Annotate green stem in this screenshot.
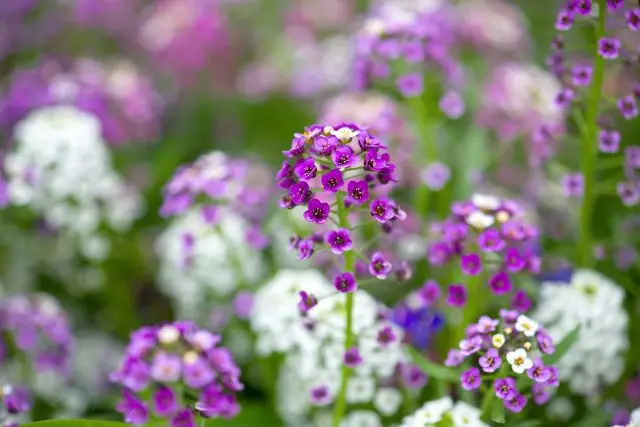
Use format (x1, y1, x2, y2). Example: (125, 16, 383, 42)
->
(332, 193, 356, 427)
(579, 0, 607, 268)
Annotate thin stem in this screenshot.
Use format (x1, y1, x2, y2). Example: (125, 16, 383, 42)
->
(579, 0, 607, 268)
(332, 193, 356, 427)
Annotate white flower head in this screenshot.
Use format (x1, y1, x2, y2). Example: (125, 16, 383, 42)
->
(492, 333, 506, 349)
(157, 325, 180, 344)
(331, 126, 360, 143)
(472, 193, 501, 211)
(506, 348, 533, 374)
(515, 315, 539, 337)
(373, 388, 402, 416)
(466, 210, 495, 229)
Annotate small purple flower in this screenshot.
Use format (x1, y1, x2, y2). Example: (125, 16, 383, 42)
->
(289, 181, 312, 205)
(117, 389, 149, 425)
(626, 8, 640, 31)
(370, 197, 395, 223)
(511, 291, 532, 312)
(170, 408, 195, 427)
(618, 96, 638, 120)
(418, 280, 441, 305)
(201, 205, 219, 225)
(562, 173, 584, 197)
(500, 309, 520, 326)
(504, 248, 525, 272)
(401, 364, 428, 389)
(183, 355, 216, 389)
(494, 377, 518, 400)
(504, 394, 528, 413)
(479, 348, 502, 373)
(555, 88, 574, 109)
(447, 284, 467, 307)
(428, 242, 452, 265)
(303, 198, 330, 224)
(321, 169, 344, 192)
(377, 325, 397, 347)
(421, 162, 451, 191)
(150, 353, 182, 383)
(618, 181, 640, 206)
(459, 335, 482, 356)
(532, 383, 551, 405)
(555, 9, 574, 31)
(232, 292, 254, 320)
(310, 385, 331, 405)
(153, 386, 179, 417)
(294, 158, 317, 180)
(546, 366, 560, 387)
(439, 91, 465, 119)
(395, 261, 412, 282)
(527, 358, 552, 384)
(397, 73, 423, 97)
(369, 252, 392, 279)
(333, 272, 357, 293)
(489, 271, 512, 295)
(461, 367, 482, 391)
(312, 135, 338, 155)
(572, 64, 592, 86)
(347, 180, 370, 205)
(298, 291, 318, 312)
(598, 37, 621, 59)
(298, 239, 314, 260)
(444, 349, 465, 367)
(3, 386, 31, 415)
(476, 316, 499, 334)
(331, 146, 358, 169)
(326, 228, 353, 254)
(478, 229, 505, 252)
(460, 253, 482, 276)
(536, 330, 555, 355)
(343, 347, 363, 367)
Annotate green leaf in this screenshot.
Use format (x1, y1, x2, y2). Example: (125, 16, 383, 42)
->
(568, 409, 611, 427)
(491, 399, 506, 424)
(543, 326, 581, 365)
(20, 421, 129, 427)
(509, 420, 543, 427)
(206, 402, 281, 427)
(404, 345, 461, 382)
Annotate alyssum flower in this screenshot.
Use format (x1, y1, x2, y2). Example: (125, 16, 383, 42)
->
(446, 311, 560, 413)
(110, 321, 243, 425)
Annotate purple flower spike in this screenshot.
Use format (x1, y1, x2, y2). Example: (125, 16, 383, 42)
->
(347, 180, 370, 205)
(460, 253, 482, 276)
(321, 169, 344, 192)
(461, 367, 482, 391)
(326, 228, 353, 254)
(504, 394, 528, 413)
(598, 37, 621, 60)
(370, 197, 395, 223)
(153, 386, 179, 417)
(489, 271, 512, 295)
(310, 385, 331, 405)
(369, 252, 392, 279)
(331, 146, 358, 169)
(494, 377, 518, 400)
(478, 229, 506, 252)
(343, 347, 363, 367)
(333, 272, 357, 293)
(527, 358, 551, 384)
(294, 158, 318, 180)
(479, 348, 502, 373)
(303, 198, 330, 224)
(298, 291, 318, 312)
(447, 284, 467, 307)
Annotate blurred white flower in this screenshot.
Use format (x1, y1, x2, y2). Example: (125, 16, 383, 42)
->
(400, 397, 486, 427)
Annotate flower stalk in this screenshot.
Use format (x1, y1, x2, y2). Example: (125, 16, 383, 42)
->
(579, 0, 607, 268)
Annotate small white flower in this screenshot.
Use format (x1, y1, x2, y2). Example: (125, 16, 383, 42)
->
(451, 401, 487, 427)
(331, 126, 360, 143)
(515, 315, 539, 337)
(157, 324, 180, 344)
(471, 193, 501, 211)
(363, 19, 386, 36)
(346, 376, 376, 403)
(492, 334, 506, 349)
(373, 388, 402, 416)
(506, 348, 533, 374)
(341, 410, 380, 427)
(466, 210, 495, 229)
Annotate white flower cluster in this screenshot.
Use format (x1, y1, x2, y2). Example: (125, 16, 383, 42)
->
(156, 207, 265, 320)
(533, 269, 629, 395)
(399, 397, 487, 427)
(251, 269, 406, 427)
(3, 106, 143, 261)
(614, 408, 640, 427)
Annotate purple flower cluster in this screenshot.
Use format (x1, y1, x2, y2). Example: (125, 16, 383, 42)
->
(427, 194, 540, 298)
(160, 151, 272, 247)
(0, 294, 74, 376)
(0, 58, 163, 147)
(110, 322, 243, 426)
(1, 384, 32, 427)
(447, 311, 559, 413)
(353, 9, 463, 100)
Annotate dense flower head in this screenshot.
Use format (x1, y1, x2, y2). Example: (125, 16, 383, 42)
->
(1, 384, 32, 427)
(1, 105, 144, 261)
(0, 293, 74, 376)
(155, 208, 265, 322)
(427, 194, 540, 296)
(399, 397, 487, 427)
(533, 269, 629, 395)
(353, 6, 463, 95)
(110, 321, 243, 425)
(0, 58, 163, 146)
(449, 311, 560, 413)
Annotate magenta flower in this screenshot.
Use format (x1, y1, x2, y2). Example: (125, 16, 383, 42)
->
(310, 385, 331, 405)
(626, 8, 640, 30)
(447, 284, 467, 307)
(150, 352, 182, 383)
(333, 272, 357, 293)
(571, 64, 592, 86)
(418, 280, 441, 305)
(445, 349, 465, 367)
(494, 377, 518, 400)
(489, 271, 513, 295)
(331, 146, 358, 169)
(479, 348, 502, 373)
(370, 197, 395, 223)
(461, 367, 482, 391)
(303, 198, 330, 224)
(598, 37, 621, 59)
(562, 173, 584, 197)
(294, 158, 318, 180)
(298, 239, 315, 260)
(618, 96, 638, 120)
(376, 325, 397, 347)
(289, 181, 312, 205)
(460, 253, 482, 276)
(478, 229, 506, 252)
(368, 252, 392, 279)
(347, 180, 370, 205)
(504, 394, 528, 413)
(397, 73, 424, 97)
(321, 169, 344, 192)
(527, 358, 552, 384)
(326, 228, 353, 254)
(153, 386, 179, 417)
(298, 291, 318, 312)
(511, 290, 532, 312)
(343, 347, 363, 367)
